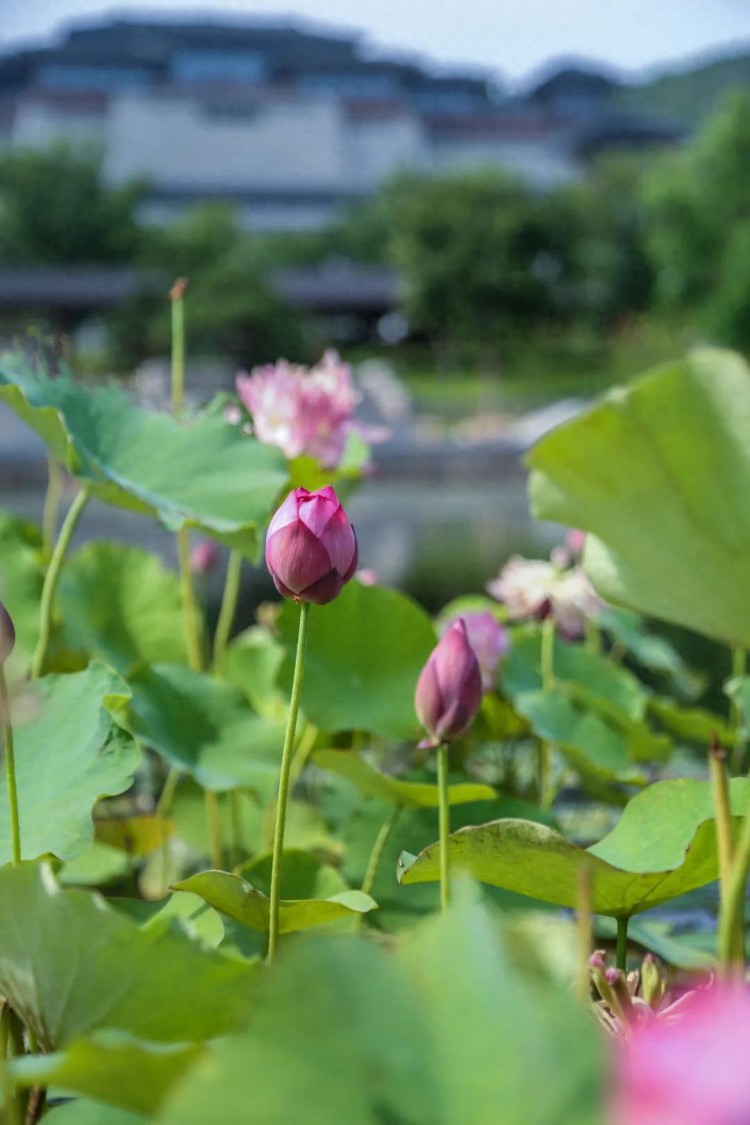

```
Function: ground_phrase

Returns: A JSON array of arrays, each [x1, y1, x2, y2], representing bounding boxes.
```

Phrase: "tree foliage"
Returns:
[[0, 143, 144, 265]]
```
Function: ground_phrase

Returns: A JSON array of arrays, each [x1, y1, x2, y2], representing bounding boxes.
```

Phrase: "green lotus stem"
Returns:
[[718, 792, 750, 972], [41, 455, 63, 564], [170, 278, 187, 415], [361, 807, 399, 898], [0, 1005, 20, 1125], [287, 722, 318, 794], [228, 790, 244, 867], [205, 790, 224, 870], [710, 736, 744, 967], [730, 646, 747, 774], [267, 600, 311, 964], [177, 527, 204, 672], [538, 617, 556, 809], [0, 668, 20, 866], [31, 485, 91, 680], [615, 916, 629, 972], [156, 765, 180, 887], [213, 550, 243, 674], [575, 861, 594, 1002], [437, 742, 451, 912]]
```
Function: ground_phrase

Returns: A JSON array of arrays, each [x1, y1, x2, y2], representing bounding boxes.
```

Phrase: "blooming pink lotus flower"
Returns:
[[442, 611, 508, 693], [415, 620, 483, 746], [487, 556, 603, 639], [236, 351, 385, 470], [611, 985, 750, 1125], [190, 538, 219, 576], [265, 486, 358, 605]]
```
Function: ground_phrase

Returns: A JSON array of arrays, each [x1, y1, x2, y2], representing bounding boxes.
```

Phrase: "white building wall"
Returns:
[[103, 94, 350, 191], [432, 137, 578, 188], [343, 115, 430, 188], [12, 101, 107, 150]]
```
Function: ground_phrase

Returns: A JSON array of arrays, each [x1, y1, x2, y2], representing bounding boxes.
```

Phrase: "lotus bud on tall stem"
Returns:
[[415, 619, 482, 911], [265, 486, 358, 962]]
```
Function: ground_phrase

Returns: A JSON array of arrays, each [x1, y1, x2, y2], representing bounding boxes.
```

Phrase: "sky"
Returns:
[[0, 0, 748, 84]]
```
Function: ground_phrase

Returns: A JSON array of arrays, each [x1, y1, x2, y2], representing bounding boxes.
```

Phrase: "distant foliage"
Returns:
[[0, 142, 144, 265]]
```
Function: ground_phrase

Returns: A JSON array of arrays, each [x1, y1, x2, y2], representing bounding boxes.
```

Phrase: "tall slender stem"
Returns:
[[267, 601, 311, 963], [205, 790, 224, 870], [41, 455, 63, 564], [538, 617, 556, 809], [31, 485, 90, 680], [718, 792, 750, 972], [615, 916, 629, 972], [361, 807, 399, 898], [437, 742, 451, 912], [0, 1006, 20, 1125], [213, 550, 242, 674], [170, 278, 187, 415], [177, 528, 204, 672], [228, 791, 244, 867], [730, 646, 747, 774], [710, 736, 744, 967], [0, 668, 20, 866]]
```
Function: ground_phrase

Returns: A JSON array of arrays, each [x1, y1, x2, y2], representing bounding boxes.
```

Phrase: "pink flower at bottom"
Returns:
[[611, 985, 750, 1125]]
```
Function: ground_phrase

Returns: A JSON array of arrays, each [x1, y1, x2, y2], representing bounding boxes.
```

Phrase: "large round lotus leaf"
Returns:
[[0, 354, 287, 557], [277, 582, 436, 739], [0, 864, 255, 1050], [527, 348, 750, 647], [313, 749, 495, 808], [124, 663, 285, 795], [175, 867, 376, 935], [12, 1034, 202, 1116], [0, 662, 138, 864], [398, 777, 750, 918], [157, 887, 603, 1125], [59, 543, 187, 673]]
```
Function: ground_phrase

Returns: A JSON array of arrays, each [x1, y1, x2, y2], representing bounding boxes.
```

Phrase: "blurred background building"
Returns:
[[0, 15, 685, 232]]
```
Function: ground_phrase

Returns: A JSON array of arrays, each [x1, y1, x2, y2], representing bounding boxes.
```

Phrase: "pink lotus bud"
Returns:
[[0, 602, 14, 665], [442, 610, 508, 693], [190, 538, 219, 576], [265, 486, 358, 605], [415, 619, 482, 746]]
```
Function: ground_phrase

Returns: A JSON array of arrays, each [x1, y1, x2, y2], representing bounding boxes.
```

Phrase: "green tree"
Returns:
[[0, 142, 144, 264], [114, 205, 310, 368], [379, 170, 576, 368], [561, 155, 653, 329], [643, 89, 750, 341]]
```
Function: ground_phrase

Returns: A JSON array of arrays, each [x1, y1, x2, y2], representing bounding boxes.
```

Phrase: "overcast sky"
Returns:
[[0, 0, 748, 83]]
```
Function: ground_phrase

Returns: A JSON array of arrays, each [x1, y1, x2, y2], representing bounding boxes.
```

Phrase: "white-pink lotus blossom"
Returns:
[[236, 351, 386, 470], [487, 556, 603, 639]]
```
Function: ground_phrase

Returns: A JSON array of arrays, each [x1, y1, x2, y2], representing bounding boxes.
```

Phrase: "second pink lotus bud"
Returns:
[[415, 619, 483, 747]]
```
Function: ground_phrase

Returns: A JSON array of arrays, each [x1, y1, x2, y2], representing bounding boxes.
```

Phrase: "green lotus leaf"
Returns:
[[278, 581, 436, 739], [527, 348, 750, 647], [124, 663, 285, 795], [174, 868, 377, 935], [313, 749, 496, 808], [0, 662, 138, 864], [12, 1034, 203, 1115], [0, 863, 255, 1050], [398, 777, 750, 918], [0, 354, 287, 556]]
